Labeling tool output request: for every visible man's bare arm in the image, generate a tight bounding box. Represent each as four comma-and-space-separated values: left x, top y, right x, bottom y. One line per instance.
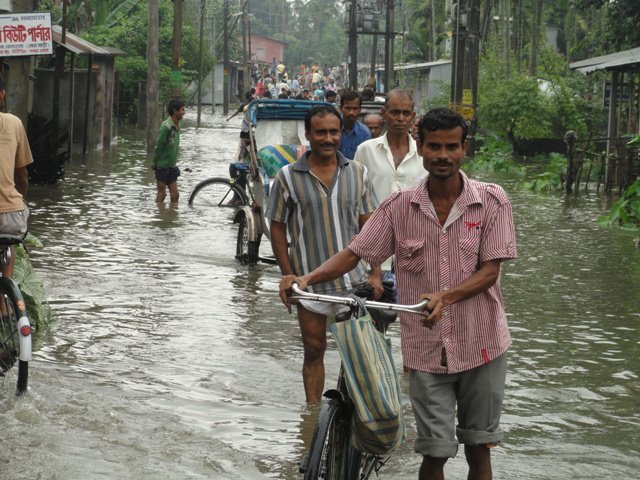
14, 166, 28, 198
270, 220, 293, 276
279, 248, 361, 305
358, 212, 383, 299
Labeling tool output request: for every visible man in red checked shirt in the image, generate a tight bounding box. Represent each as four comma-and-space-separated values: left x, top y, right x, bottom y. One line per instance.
280, 107, 517, 480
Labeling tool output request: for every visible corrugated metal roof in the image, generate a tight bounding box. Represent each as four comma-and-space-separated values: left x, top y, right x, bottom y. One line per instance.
52, 25, 126, 56
100, 45, 128, 56
569, 47, 640, 74
376, 59, 451, 73
395, 60, 452, 72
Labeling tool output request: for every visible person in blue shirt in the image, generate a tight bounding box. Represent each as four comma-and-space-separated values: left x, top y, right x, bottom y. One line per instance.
325, 90, 338, 107
338, 91, 371, 159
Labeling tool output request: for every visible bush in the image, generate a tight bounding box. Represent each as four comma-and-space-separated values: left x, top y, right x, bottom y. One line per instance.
478, 47, 593, 153
13, 234, 52, 331
464, 134, 526, 176
598, 179, 640, 245
519, 153, 567, 192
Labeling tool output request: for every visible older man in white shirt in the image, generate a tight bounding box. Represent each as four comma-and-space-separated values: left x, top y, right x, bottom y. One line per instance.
354, 89, 425, 201
353, 89, 425, 300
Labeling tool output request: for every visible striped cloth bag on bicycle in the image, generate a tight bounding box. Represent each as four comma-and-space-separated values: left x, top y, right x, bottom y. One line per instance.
330, 309, 405, 456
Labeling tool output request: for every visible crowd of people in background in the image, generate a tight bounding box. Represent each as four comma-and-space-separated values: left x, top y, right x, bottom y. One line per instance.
231, 59, 415, 144
249, 60, 348, 103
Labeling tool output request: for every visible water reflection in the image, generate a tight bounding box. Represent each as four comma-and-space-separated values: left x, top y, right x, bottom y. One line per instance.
0, 112, 638, 479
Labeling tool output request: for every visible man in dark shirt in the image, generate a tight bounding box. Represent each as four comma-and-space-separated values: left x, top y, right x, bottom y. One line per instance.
338, 91, 371, 160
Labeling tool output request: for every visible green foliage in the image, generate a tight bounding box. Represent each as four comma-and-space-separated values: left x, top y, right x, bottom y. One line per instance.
572, 0, 640, 51
535, 49, 592, 138
422, 80, 450, 111
13, 234, 52, 331
598, 179, 640, 242
404, 22, 430, 62
281, 0, 346, 67
317, 21, 347, 67
478, 45, 596, 152
106, 0, 140, 27
464, 135, 526, 176
520, 154, 566, 192
479, 68, 553, 146
403, 0, 449, 62
81, 0, 215, 122
627, 135, 640, 148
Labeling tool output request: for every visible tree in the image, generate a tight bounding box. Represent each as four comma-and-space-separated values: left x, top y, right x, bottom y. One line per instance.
572, 0, 640, 51
404, 0, 448, 62
147, 0, 160, 153
282, 0, 346, 67
81, 0, 214, 122
478, 45, 591, 153
528, 0, 543, 75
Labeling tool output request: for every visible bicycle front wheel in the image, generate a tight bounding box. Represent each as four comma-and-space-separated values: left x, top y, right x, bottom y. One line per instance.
304, 397, 351, 480
0, 278, 31, 395
235, 212, 260, 266
187, 177, 248, 207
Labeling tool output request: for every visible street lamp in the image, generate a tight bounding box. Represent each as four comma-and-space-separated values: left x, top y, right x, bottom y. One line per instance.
223, 0, 229, 115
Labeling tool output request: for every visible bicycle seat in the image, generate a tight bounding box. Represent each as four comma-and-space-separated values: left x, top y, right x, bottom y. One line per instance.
352, 281, 398, 325
0, 233, 25, 246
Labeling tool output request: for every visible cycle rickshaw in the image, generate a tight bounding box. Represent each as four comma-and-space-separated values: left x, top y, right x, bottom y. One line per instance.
232, 99, 332, 266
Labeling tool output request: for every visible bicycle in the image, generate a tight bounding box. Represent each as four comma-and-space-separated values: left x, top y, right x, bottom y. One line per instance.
187, 162, 254, 208
0, 234, 32, 395
290, 284, 428, 480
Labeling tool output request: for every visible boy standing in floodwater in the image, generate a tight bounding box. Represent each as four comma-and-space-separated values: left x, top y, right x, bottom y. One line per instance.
153, 99, 185, 204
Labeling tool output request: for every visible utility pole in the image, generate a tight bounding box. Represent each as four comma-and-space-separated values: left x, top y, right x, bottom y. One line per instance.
247, 2, 252, 71
348, 0, 358, 89
171, 0, 183, 98
370, 22, 378, 86
223, 0, 229, 115
384, 0, 394, 93
242, 0, 249, 95
430, 0, 436, 60
197, 0, 205, 127
450, 0, 481, 155
211, 16, 216, 114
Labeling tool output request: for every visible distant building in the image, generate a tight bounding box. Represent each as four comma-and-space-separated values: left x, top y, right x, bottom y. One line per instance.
194, 61, 241, 107
30, 26, 126, 152
250, 35, 286, 65
376, 60, 452, 113
0, 0, 27, 12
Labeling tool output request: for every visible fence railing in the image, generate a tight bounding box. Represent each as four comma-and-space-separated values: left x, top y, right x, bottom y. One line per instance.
565, 133, 639, 194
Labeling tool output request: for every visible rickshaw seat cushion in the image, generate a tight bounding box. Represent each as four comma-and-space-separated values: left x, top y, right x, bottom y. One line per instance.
258, 145, 309, 178
230, 162, 250, 172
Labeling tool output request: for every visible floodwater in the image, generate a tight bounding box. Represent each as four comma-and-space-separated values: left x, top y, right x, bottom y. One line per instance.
1, 110, 639, 479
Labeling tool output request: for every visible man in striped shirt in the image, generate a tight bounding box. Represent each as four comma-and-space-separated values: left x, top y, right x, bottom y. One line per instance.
266, 105, 382, 405
280, 108, 517, 479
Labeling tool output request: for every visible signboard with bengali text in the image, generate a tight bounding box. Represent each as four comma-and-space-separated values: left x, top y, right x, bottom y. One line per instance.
0, 12, 52, 57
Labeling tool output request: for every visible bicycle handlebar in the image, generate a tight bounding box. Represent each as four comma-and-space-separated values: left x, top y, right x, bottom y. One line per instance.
0, 233, 25, 247
291, 283, 429, 316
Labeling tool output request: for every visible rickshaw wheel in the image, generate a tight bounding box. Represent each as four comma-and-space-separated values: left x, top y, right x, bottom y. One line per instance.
236, 213, 259, 266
